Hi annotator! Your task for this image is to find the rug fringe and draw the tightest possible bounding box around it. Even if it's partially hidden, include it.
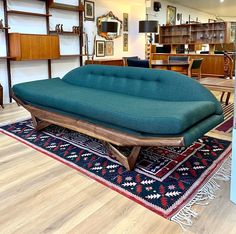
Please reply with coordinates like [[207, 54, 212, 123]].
[[171, 156, 232, 231]]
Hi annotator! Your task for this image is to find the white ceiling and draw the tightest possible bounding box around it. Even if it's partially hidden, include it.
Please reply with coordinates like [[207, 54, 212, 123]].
[[168, 0, 236, 17]]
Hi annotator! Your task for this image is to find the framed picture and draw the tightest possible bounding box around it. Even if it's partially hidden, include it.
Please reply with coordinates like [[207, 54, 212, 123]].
[[96, 40, 105, 57], [105, 41, 114, 56], [84, 0, 95, 21], [166, 5, 176, 25], [123, 13, 128, 32], [123, 33, 128, 51]]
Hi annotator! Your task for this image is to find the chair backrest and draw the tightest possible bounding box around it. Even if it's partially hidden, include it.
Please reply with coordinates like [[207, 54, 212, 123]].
[[191, 58, 203, 69], [168, 56, 189, 62], [127, 58, 150, 68], [214, 50, 224, 54], [188, 58, 203, 80], [123, 56, 139, 66]]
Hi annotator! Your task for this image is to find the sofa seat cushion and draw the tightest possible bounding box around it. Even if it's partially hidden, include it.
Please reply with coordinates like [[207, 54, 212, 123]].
[[13, 78, 217, 135]]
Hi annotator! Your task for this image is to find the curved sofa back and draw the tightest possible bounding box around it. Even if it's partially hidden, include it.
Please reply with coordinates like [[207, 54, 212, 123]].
[[63, 65, 222, 114]]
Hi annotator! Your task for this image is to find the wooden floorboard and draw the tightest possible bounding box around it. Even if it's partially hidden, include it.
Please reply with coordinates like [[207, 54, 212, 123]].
[[0, 95, 235, 234]]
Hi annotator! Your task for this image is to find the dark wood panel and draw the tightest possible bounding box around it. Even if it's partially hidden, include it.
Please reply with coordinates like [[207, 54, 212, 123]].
[[85, 59, 124, 66]]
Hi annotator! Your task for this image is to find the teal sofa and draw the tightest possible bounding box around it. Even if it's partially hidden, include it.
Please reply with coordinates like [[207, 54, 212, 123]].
[[12, 65, 224, 170]]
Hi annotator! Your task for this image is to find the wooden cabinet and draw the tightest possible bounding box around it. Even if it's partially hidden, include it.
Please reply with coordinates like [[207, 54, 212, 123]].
[[85, 59, 124, 66], [9, 33, 60, 61], [159, 22, 235, 54], [159, 22, 233, 47], [0, 84, 3, 108]]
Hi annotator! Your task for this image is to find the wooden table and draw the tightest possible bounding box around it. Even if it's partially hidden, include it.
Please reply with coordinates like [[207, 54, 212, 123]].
[[199, 78, 234, 93], [151, 60, 189, 74]]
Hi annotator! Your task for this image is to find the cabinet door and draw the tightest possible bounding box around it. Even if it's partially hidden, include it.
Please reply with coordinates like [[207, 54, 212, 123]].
[[10, 33, 60, 60], [20, 34, 60, 60]]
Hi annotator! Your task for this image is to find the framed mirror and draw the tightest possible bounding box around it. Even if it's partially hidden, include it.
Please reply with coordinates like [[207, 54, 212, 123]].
[[97, 11, 122, 40]]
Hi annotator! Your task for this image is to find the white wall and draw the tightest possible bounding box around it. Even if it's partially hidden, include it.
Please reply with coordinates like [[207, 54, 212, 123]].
[[146, 0, 214, 25], [84, 0, 145, 59], [0, 0, 146, 104], [221, 17, 236, 21]]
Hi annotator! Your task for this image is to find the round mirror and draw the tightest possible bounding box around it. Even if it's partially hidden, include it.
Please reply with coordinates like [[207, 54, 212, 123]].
[[97, 11, 122, 40]]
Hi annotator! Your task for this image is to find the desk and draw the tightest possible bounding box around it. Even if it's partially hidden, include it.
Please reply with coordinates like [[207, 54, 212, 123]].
[[199, 78, 234, 93], [151, 60, 189, 74]]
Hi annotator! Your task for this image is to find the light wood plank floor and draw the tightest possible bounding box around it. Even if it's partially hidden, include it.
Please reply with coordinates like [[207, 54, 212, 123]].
[[0, 94, 235, 234]]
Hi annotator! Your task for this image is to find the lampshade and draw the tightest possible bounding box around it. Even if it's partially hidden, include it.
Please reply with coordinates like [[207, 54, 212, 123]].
[[139, 20, 158, 33], [101, 21, 118, 33]]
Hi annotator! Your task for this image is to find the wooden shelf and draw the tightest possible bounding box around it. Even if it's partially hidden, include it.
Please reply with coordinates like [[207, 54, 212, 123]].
[[7, 10, 51, 17], [60, 54, 87, 58], [49, 30, 80, 35], [49, 3, 84, 12], [0, 56, 12, 59], [159, 22, 232, 47], [0, 27, 10, 30], [162, 34, 190, 37], [191, 29, 225, 32]]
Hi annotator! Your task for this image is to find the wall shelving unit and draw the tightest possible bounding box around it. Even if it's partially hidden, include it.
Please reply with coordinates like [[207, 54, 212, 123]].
[[0, 0, 85, 102], [47, 0, 85, 65], [159, 22, 234, 54]]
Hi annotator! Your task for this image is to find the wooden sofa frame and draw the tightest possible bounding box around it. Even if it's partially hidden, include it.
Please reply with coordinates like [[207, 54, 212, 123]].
[[12, 93, 184, 170]]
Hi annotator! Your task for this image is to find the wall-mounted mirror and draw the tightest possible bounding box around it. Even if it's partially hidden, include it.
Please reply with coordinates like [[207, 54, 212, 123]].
[[97, 11, 122, 40]]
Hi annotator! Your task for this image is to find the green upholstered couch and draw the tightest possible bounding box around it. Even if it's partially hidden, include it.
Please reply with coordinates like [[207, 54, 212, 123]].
[[12, 64, 224, 169]]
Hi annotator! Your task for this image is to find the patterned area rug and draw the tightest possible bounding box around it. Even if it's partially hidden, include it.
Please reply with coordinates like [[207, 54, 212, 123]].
[[215, 103, 234, 133], [0, 119, 231, 225]]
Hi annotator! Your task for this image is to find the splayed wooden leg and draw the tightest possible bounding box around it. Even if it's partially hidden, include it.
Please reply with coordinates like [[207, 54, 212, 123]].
[[104, 141, 141, 170], [31, 114, 51, 131]]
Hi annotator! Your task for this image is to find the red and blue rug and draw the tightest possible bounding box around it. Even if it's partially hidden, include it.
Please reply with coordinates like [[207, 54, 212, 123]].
[[0, 119, 232, 222], [214, 103, 234, 133]]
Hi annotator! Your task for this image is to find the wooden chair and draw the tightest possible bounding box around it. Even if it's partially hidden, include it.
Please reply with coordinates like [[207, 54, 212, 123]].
[[168, 56, 189, 74], [188, 58, 204, 80], [220, 53, 234, 105]]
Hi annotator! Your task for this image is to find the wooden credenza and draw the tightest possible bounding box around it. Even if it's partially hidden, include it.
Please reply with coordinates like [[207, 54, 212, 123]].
[[85, 58, 123, 66], [151, 53, 233, 78]]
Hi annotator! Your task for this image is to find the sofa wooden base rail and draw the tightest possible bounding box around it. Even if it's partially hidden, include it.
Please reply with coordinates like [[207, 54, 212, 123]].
[[12, 93, 184, 171]]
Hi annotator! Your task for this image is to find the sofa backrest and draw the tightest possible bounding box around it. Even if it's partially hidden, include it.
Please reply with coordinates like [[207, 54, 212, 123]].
[[63, 65, 222, 113]]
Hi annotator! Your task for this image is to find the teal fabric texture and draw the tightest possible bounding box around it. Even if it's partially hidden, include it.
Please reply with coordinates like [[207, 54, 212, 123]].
[[63, 65, 223, 114], [12, 64, 224, 146]]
